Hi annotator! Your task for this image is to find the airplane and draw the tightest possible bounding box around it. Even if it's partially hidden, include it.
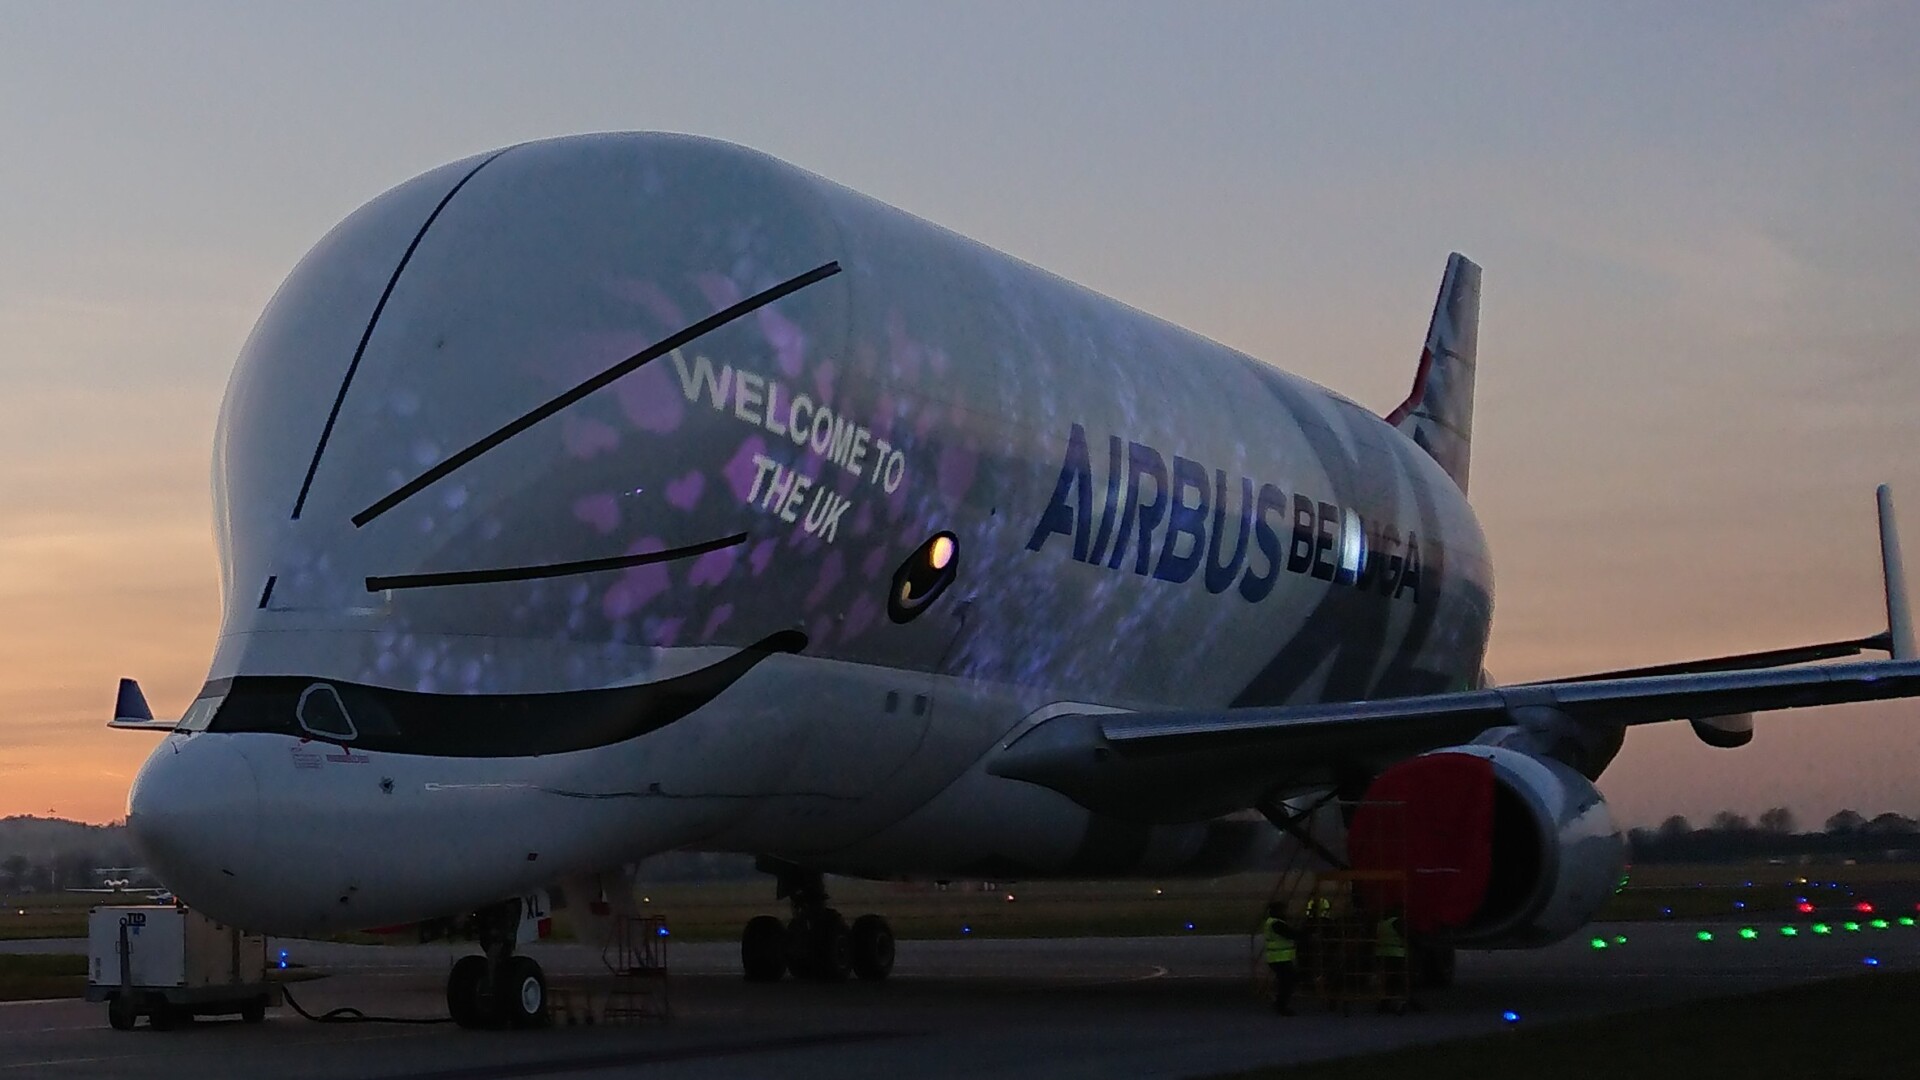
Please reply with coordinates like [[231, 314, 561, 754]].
[[110, 132, 1920, 1029]]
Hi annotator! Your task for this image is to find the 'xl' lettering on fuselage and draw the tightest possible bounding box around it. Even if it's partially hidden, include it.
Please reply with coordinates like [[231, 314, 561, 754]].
[[1026, 423, 1425, 604]]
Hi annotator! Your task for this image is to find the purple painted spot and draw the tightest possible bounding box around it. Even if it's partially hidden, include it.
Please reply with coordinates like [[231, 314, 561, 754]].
[[665, 470, 705, 511], [852, 501, 873, 538], [701, 603, 734, 640], [695, 272, 742, 311], [687, 543, 738, 587], [601, 538, 671, 619], [572, 493, 620, 535], [749, 539, 776, 576], [614, 278, 687, 332], [937, 444, 978, 502], [841, 593, 879, 643], [615, 362, 684, 434], [805, 551, 845, 610], [562, 416, 620, 460], [861, 544, 890, 581], [758, 306, 807, 377], [652, 617, 684, 648], [812, 359, 836, 405], [725, 435, 769, 501]]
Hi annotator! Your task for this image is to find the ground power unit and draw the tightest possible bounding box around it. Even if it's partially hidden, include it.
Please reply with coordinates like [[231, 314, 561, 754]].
[[85, 905, 281, 1030]]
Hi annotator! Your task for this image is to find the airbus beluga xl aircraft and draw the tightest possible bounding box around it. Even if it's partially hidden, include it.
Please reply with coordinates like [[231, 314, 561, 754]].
[[112, 132, 1920, 1028]]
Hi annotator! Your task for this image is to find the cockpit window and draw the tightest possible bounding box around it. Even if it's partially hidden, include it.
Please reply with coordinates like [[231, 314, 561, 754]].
[[296, 684, 358, 741], [175, 692, 226, 733]]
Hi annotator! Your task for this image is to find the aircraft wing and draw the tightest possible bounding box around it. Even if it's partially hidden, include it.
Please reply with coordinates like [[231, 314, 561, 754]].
[[991, 486, 1920, 822]]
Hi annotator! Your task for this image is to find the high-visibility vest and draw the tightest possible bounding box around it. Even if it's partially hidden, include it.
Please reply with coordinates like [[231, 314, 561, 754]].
[[1262, 918, 1297, 963], [1375, 916, 1407, 959], [1307, 897, 1333, 917]]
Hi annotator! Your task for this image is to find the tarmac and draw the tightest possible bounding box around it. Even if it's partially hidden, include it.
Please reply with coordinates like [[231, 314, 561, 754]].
[[3, 920, 1916, 1079]]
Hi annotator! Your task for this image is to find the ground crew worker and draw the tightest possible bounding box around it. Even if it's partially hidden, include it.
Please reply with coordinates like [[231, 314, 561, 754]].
[[1299, 893, 1332, 980], [1261, 902, 1298, 1015], [1374, 907, 1411, 1012]]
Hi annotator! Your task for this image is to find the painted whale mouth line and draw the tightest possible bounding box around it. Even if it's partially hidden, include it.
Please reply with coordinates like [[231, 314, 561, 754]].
[[351, 260, 842, 528], [200, 628, 808, 757], [364, 531, 749, 592]]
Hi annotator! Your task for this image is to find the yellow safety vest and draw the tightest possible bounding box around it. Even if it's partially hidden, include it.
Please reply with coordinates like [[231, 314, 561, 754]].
[[1307, 897, 1332, 917], [1262, 918, 1296, 963], [1375, 916, 1407, 959]]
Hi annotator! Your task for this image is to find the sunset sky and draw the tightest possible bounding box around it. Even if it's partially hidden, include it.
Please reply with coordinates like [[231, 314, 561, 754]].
[[2, 3, 1917, 827]]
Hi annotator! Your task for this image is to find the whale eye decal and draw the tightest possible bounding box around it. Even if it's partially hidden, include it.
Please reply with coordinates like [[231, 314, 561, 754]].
[[890, 532, 959, 623]]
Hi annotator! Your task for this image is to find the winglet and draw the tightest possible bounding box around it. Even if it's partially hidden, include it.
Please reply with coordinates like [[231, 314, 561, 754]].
[[108, 678, 174, 731], [1880, 485, 1914, 661]]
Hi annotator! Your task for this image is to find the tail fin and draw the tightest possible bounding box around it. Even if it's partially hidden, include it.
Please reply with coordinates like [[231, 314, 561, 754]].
[[1385, 253, 1480, 494]]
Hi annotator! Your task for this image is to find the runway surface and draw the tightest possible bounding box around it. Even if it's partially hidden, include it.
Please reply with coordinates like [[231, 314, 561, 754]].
[[4, 921, 1916, 1079]]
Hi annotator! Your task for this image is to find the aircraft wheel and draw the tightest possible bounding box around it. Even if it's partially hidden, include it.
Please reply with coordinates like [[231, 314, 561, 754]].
[[787, 909, 852, 982], [106, 995, 136, 1031], [240, 995, 268, 1023], [447, 954, 489, 1028], [850, 914, 895, 981], [499, 955, 550, 1029], [742, 915, 788, 982]]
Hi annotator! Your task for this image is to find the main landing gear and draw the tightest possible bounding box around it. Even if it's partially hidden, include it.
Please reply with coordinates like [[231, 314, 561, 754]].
[[446, 899, 550, 1029], [741, 864, 894, 983]]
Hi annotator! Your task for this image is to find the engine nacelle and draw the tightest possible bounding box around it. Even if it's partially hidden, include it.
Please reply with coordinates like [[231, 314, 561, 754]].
[[1351, 745, 1626, 949]]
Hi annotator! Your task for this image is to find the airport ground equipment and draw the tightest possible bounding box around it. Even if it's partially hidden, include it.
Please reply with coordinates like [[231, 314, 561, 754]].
[[86, 904, 280, 1030], [600, 914, 672, 1023]]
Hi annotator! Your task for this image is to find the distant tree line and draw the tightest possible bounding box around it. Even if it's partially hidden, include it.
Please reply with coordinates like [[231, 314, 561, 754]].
[[1628, 808, 1920, 863]]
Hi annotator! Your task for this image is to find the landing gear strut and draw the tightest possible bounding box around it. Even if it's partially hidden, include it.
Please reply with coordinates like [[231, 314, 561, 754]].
[[446, 899, 551, 1029], [742, 862, 894, 983]]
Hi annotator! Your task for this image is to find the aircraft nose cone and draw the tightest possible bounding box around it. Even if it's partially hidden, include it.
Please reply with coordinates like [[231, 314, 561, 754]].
[[127, 735, 261, 917]]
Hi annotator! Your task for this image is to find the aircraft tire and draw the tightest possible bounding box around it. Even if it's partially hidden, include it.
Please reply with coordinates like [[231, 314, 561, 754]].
[[106, 995, 136, 1031], [742, 915, 788, 981], [240, 995, 268, 1023], [500, 955, 550, 1029], [787, 909, 853, 982], [850, 914, 895, 981], [447, 954, 489, 1028]]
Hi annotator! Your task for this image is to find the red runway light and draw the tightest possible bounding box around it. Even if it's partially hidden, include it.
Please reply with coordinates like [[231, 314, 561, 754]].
[[1856, 902, 1875, 914], [1797, 902, 1815, 914]]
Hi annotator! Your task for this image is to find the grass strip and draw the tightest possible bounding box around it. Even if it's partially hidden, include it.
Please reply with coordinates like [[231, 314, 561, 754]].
[[0, 953, 85, 1002]]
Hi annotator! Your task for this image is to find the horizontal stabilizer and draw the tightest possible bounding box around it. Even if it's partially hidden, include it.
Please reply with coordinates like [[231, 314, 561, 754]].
[[109, 678, 175, 732]]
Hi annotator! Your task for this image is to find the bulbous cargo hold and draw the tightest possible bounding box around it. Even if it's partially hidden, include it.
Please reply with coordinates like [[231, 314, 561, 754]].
[[208, 131, 1491, 710]]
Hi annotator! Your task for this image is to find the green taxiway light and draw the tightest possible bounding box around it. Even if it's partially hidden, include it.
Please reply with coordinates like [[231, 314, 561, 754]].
[[1614, 935, 1627, 945], [1813, 923, 1833, 934], [1696, 930, 1715, 942], [1780, 926, 1799, 937], [1844, 921, 1862, 932], [1871, 919, 1890, 929], [1589, 937, 1608, 950], [1900, 917, 1916, 927], [1738, 927, 1759, 940]]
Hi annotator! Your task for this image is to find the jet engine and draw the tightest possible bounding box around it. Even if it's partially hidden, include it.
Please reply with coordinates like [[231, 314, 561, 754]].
[[1348, 745, 1626, 949]]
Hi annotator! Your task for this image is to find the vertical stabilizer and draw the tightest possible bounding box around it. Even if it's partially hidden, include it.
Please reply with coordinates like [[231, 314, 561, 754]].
[[1386, 253, 1480, 494]]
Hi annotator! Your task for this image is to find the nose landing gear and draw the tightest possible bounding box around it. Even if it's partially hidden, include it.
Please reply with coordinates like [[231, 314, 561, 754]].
[[741, 863, 895, 983], [446, 899, 551, 1029]]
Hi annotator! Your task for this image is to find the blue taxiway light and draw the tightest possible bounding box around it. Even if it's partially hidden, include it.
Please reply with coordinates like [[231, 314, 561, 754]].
[[1501, 1010, 1520, 1024]]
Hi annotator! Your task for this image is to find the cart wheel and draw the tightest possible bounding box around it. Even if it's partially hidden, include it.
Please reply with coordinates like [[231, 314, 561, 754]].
[[241, 996, 268, 1023], [107, 996, 136, 1031], [149, 1001, 184, 1031]]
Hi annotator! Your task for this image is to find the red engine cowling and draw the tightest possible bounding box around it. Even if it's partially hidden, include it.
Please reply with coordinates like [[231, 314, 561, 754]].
[[1348, 745, 1626, 948]]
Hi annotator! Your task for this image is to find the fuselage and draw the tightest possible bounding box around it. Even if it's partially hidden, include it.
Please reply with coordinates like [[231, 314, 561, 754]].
[[128, 133, 1493, 935]]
